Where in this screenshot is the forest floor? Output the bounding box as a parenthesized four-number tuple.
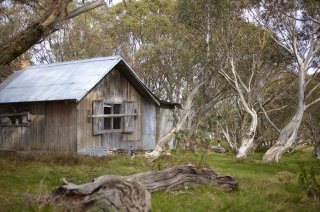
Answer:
(0, 148, 319, 211)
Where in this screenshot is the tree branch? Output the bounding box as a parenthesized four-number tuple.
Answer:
(230, 57, 253, 116)
(258, 102, 280, 133)
(306, 97, 320, 110)
(291, 17, 303, 65)
(305, 83, 320, 99)
(64, 0, 106, 21)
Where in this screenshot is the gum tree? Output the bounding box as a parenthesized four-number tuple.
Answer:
(0, 0, 108, 66)
(250, 0, 320, 162)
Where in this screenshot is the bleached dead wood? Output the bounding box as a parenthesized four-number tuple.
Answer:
(51, 165, 237, 211)
(52, 177, 151, 212)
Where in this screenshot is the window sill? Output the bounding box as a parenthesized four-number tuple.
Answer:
(94, 129, 135, 135)
(101, 129, 123, 133)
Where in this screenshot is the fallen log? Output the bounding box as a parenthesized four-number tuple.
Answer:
(124, 165, 237, 192)
(52, 177, 151, 212)
(51, 165, 237, 211)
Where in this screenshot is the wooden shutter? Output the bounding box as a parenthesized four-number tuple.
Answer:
(123, 101, 135, 133)
(92, 100, 104, 135)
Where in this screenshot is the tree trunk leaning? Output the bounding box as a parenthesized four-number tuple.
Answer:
(262, 63, 306, 163)
(236, 109, 258, 159)
(51, 165, 238, 211)
(262, 114, 302, 163)
(145, 82, 206, 160)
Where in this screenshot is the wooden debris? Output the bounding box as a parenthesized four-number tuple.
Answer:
(52, 177, 151, 212)
(51, 165, 237, 211)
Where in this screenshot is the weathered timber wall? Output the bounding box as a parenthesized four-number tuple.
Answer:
(154, 106, 175, 148)
(0, 101, 77, 152)
(77, 68, 153, 153)
(158, 108, 174, 138)
(142, 99, 156, 150)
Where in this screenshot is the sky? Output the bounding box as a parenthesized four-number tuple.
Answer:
(111, 0, 122, 5)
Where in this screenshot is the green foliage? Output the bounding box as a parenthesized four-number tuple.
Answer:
(175, 130, 216, 153)
(298, 164, 320, 201)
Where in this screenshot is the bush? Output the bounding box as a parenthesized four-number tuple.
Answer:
(298, 164, 320, 201)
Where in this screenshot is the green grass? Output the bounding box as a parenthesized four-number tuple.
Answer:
(0, 149, 319, 211)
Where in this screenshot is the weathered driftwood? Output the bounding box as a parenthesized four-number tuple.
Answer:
(52, 177, 151, 212)
(51, 165, 237, 211)
(97, 165, 237, 192)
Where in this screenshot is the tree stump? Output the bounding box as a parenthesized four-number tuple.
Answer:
(51, 165, 237, 211)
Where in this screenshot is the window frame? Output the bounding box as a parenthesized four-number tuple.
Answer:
(103, 103, 123, 131)
(0, 112, 31, 127)
(92, 100, 137, 135)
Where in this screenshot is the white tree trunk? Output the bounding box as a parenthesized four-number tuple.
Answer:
(262, 111, 304, 163)
(262, 63, 306, 163)
(260, 12, 320, 162)
(236, 109, 258, 159)
(222, 58, 259, 159)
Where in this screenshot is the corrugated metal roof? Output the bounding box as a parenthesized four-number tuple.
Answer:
(0, 56, 122, 103)
(0, 56, 183, 108)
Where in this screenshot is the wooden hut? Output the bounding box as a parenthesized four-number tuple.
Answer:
(0, 56, 179, 155)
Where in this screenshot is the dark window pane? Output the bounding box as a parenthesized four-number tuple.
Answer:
(113, 104, 121, 114)
(104, 118, 111, 129)
(104, 106, 111, 114)
(113, 117, 121, 129)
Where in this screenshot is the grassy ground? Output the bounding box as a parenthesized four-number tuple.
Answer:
(0, 148, 319, 211)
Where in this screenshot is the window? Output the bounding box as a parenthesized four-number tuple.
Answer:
(104, 105, 111, 129)
(103, 104, 122, 130)
(92, 100, 136, 135)
(113, 104, 121, 129)
(0, 112, 30, 127)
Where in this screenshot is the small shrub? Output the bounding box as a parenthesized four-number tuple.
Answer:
(298, 164, 320, 201)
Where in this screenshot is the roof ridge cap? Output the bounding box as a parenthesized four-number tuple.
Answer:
(26, 56, 121, 70)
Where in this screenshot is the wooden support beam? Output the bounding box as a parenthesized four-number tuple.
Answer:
(90, 113, 137, 118)
(0, 112, 30, 118)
